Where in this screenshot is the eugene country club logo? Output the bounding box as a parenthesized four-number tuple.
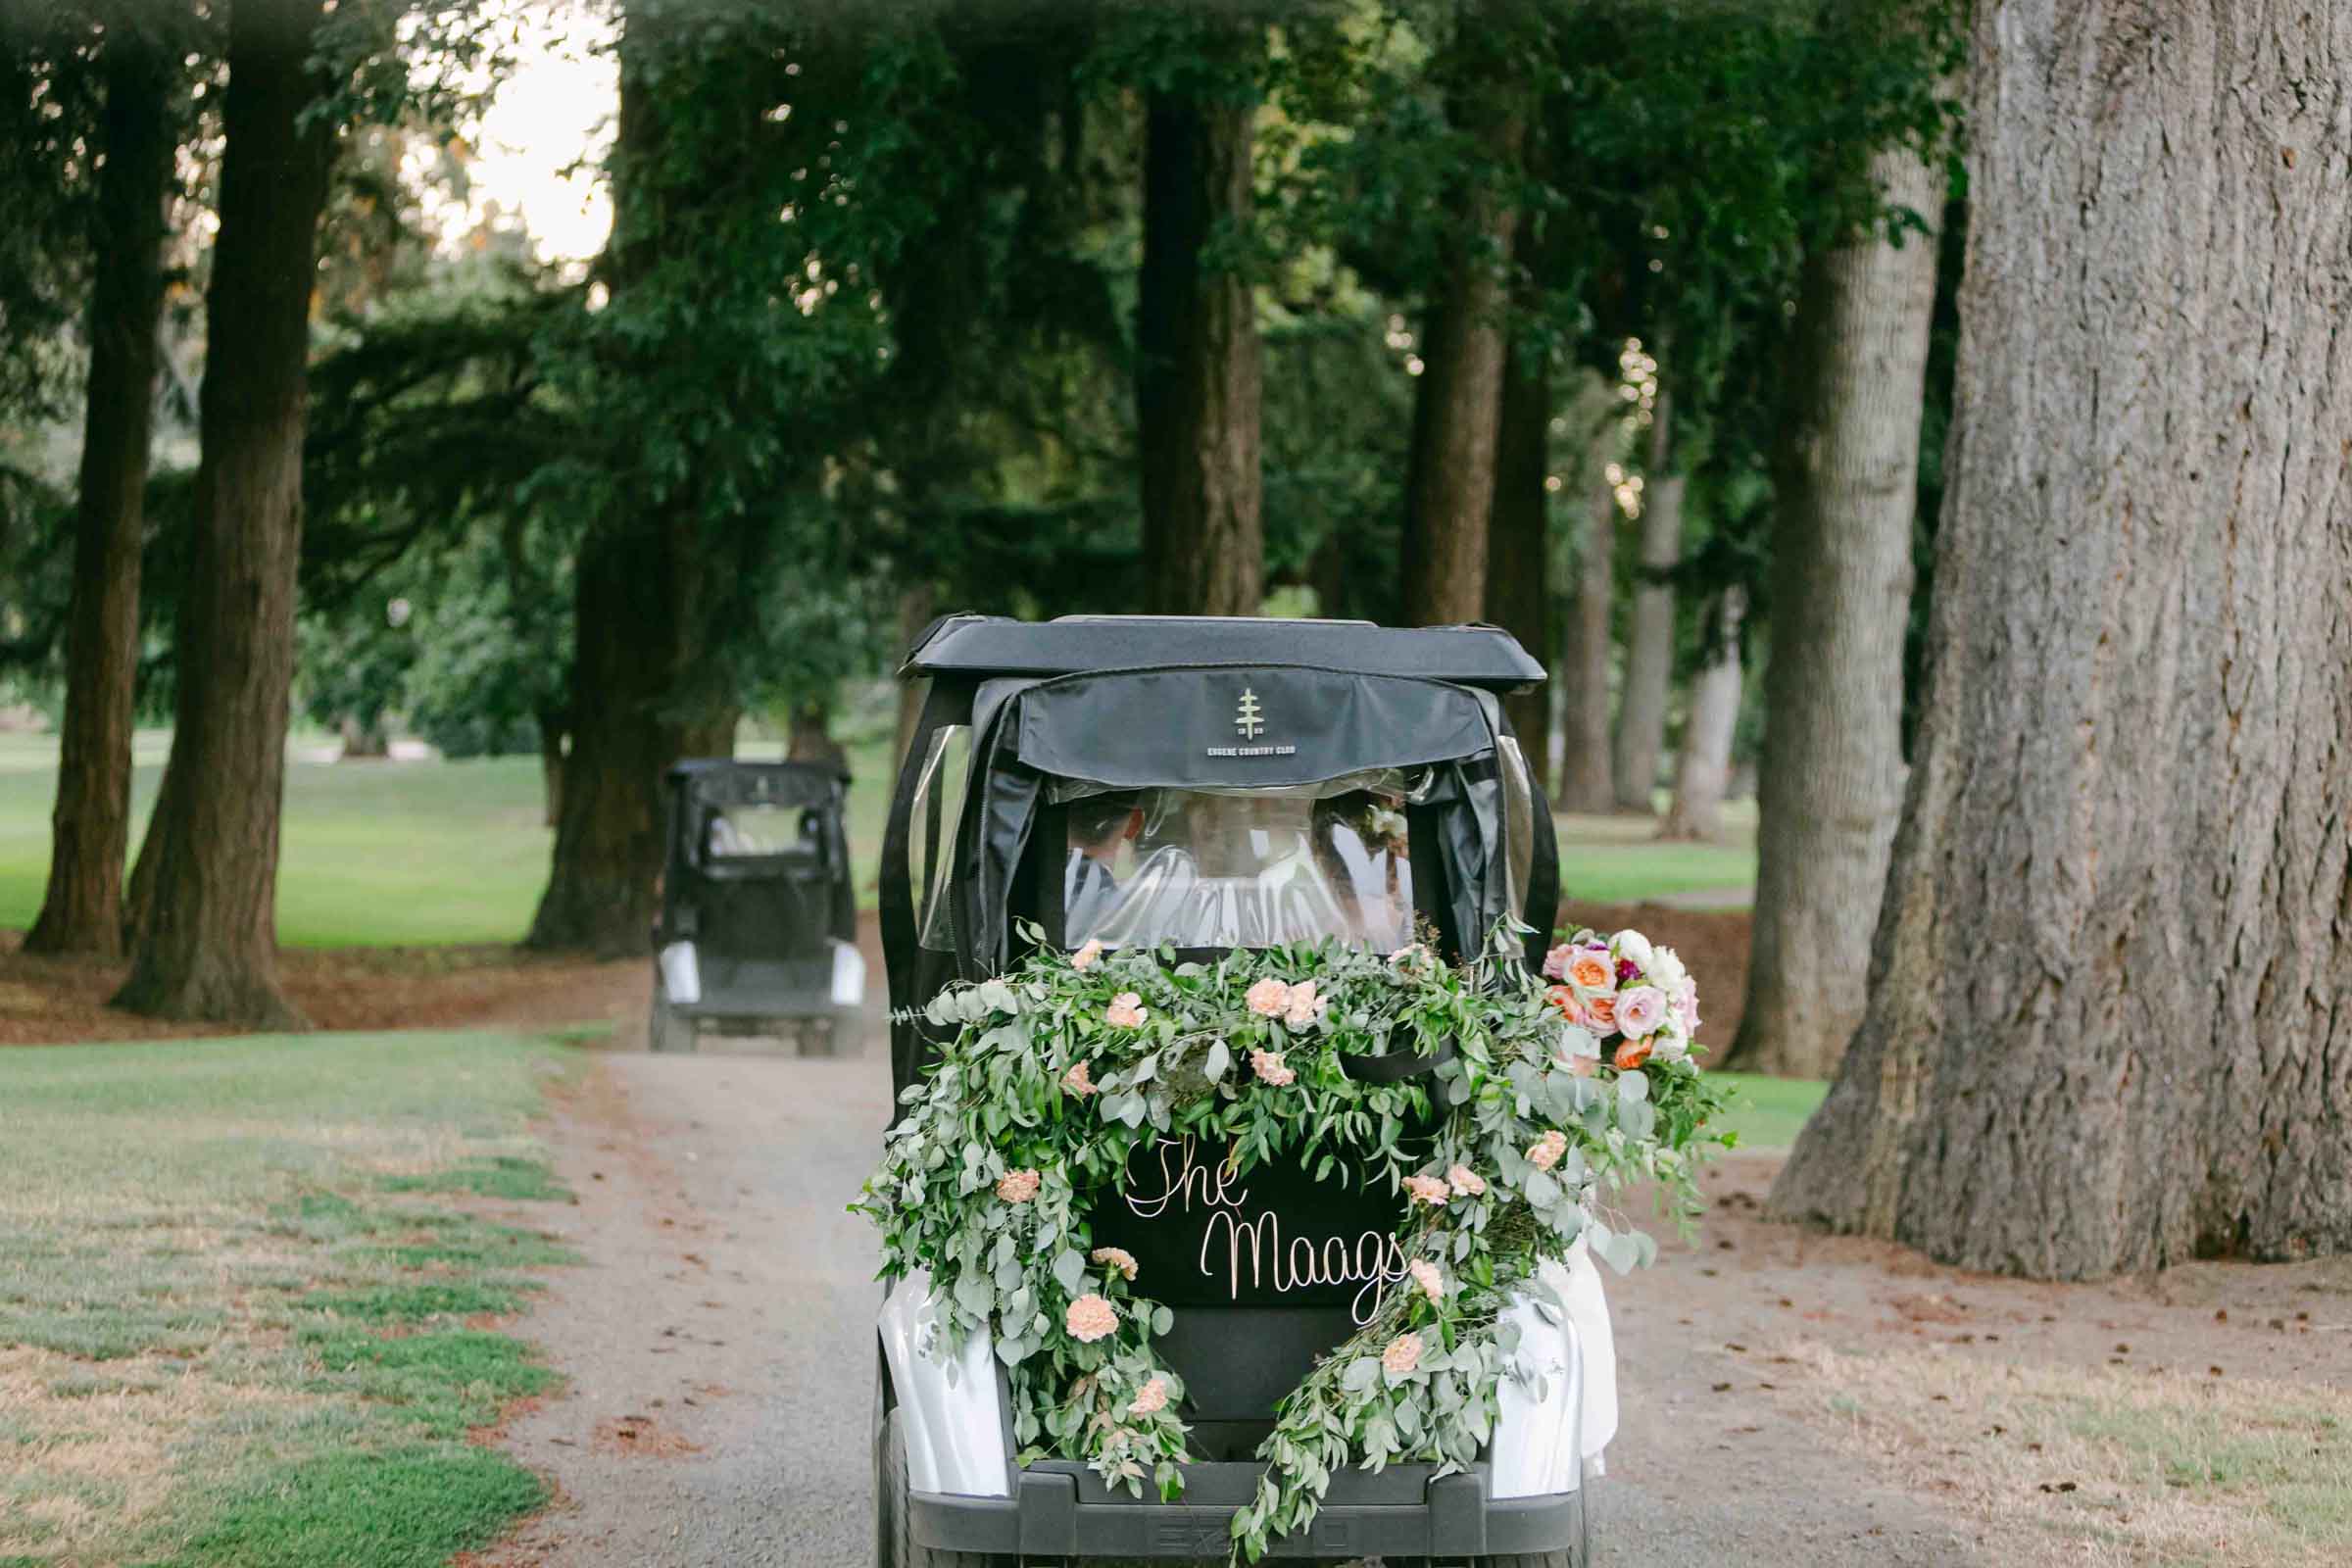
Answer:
(1236, 688, 1265, 739)
(1207, 685, 1296, 759)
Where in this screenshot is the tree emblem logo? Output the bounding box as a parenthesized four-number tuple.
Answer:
(1235, 689, 1266, 740)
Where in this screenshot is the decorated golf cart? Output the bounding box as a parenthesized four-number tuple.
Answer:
(649, 759, 863, 1053)
(863, 616, 1722, 1565)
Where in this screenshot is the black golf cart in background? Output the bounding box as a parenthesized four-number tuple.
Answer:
(874, 615, 1609, 1567)
(649, 759, 862, 1054)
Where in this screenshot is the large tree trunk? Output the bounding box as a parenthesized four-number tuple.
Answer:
(1485, 338, 1551, 791)
(1659, 587, 1743, 842)
(1137, 81, 1262, 617)
(524, 527, 717, 956)
(25, 31, 173, 958)
(523, 27, 733, 957)
(1772, 3, 2352, 1278)
(114, 0, 331, 1026)
(1612, 391, 1681, 811)
(1555, 396, 1621, 814)
(1720, 143, 1941, 1079)
(1401, 107, 1525, 626)
(536, 710, 565, 829)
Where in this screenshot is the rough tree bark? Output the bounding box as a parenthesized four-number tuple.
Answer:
(1485, 339, 1551, 791)
(1555, 389, 1621, 814)
(1659, 588, 1742, 841)
(525, 527, 723, 955)
(1400, 105, 1525, 626)
(25, 29, 173, 957)
(114, 0, 332, 1025)
(1612, 390, 1681, 811)
(1137, 76, 1262, 617)
(1720, 142, 1941, 1078)
(1773, 2, 2352, 1278)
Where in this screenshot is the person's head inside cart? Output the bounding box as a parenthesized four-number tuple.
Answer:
(1065, 792, 1142, 940)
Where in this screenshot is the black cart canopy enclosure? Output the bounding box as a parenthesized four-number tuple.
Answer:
(882, 615, 1556, 1099)
(879, 615, 1557, 1451)
(659, 758, 856, 974)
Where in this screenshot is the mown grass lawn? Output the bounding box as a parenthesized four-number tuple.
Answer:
(0, 723, 1752, 948)
(0, 1031, 577, 1567)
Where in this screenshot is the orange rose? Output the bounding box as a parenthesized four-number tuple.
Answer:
(1613, 1037, 1652, 1070)
(1567, 952, 1614, 991)
(1586, 993, 1617, 1032)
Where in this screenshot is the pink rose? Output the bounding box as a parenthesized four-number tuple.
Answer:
(1542, 943, 1576, 980)
(1407, 1258, 1446, 1305)
(1671, 979, 1699, 1033)
(1446, 1164, 1486, 1197)
(1126, 1376, 1168, 1415)
(1403, 1173, 1450, 1206)
(1381, 1333, 1422, 1376)
(1065, 1293, 1117, 1343)
(1090, 1246, 1138, 1281)
(1249, 1048, 1296, 1087)
(1245, 977, 1292, 1016)
(1585, 993, 1618, 1034)
(996, 1168, 1041, 1202)
(1615, 985, 1667, 1039)
(1283, 980, 1328, 1027)
(1072, 939, 1104, 971)
(1062, 1060, 1099, 1098)
(1527, 1130, 1567, 1171)
(1104, 992, 1148, 1028)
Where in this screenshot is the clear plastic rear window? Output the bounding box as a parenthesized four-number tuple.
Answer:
(705, 803, 821, 860)
(1062, 782, 1416, 952)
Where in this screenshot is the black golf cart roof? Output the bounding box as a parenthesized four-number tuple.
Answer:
(902, 614, 1544, 692)
(664, 758, 848, 806)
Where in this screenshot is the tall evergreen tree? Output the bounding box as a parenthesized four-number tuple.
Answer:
(1773, 1, 2352, 1276)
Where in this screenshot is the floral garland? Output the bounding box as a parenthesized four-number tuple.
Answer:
(858, 921, 1729, 1561)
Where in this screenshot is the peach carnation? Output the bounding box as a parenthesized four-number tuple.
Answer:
(1065, 1293, 1117, 1343)
(1527, 1130, 1567, 1171)
(1126, 1376, 1169, 1415)
(1407, 1258, 1446, 1305)
(1283, 979, 1329, 1027)
(1090, 1246, 1138, 1281)
(1381, 1333, 1422, 1376)
(1250, 1048, 1296, 1087)
(996, 1167, 1041, 1202)
(1072, 939, 1104, 971)
(1565, 1053, 1600, 1078)
(1062, 1060, 1099, 1098)
(1403, 1173, 1450, 1206)
(1245, 977, 1292, 1016)
(1104, 992, 1148, 1028)
(1446, 1164, 1486, 1197)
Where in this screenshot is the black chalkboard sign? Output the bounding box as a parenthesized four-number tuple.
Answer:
(1089, 1137, 1414, 1323)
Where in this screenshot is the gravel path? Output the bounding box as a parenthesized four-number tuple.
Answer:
(477, 1034, 1995, 1568)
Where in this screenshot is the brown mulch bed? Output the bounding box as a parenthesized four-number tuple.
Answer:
(0, 936, 647, 1046)
(0, 906, 1750, 1049)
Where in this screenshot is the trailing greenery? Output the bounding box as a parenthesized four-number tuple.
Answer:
(858, 921, 1728, 1559)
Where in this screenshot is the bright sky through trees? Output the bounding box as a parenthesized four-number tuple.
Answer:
(403, 0, 617, 265)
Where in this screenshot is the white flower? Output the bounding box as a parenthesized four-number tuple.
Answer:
(1649, 1026, 1690, 1063)
(1611, 929, 1654, 969)
(1648, 946, 1687, 992)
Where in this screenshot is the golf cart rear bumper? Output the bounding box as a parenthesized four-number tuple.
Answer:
(909, 1460, 1584, 1559)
